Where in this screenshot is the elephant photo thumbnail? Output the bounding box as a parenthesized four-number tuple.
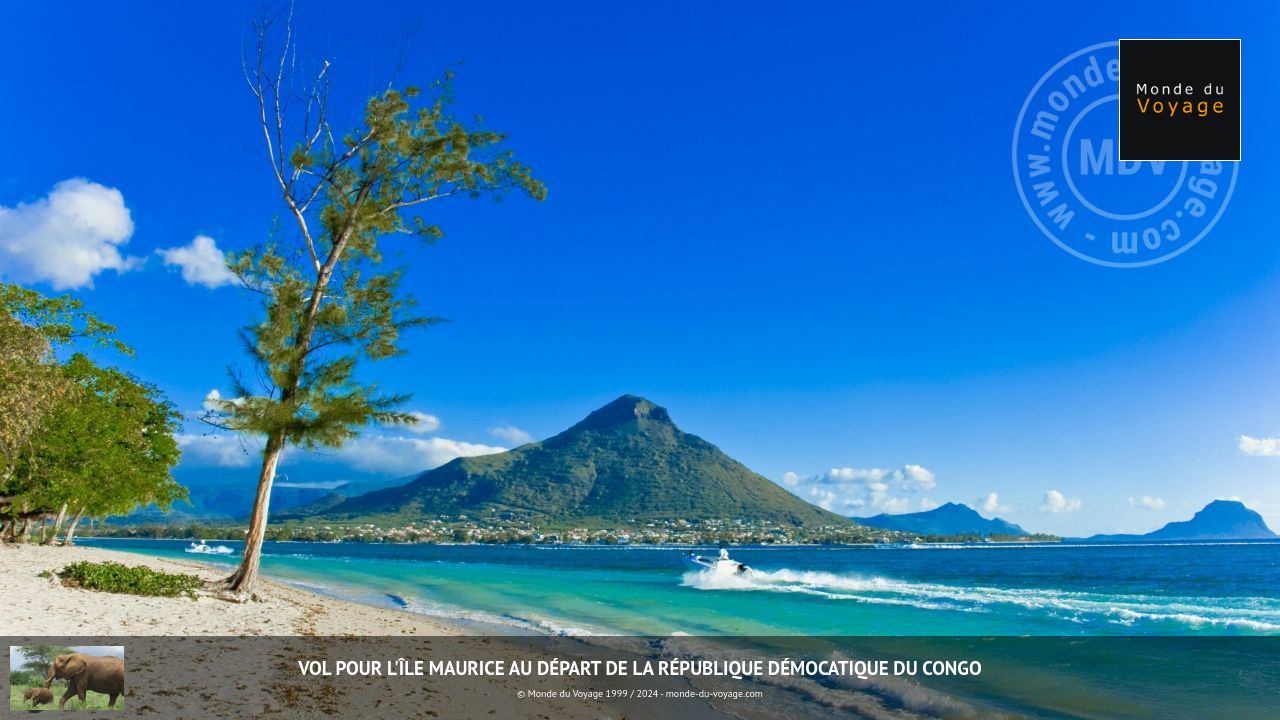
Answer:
(9, 646, 124, 712)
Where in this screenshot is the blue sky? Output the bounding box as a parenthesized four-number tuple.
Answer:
(2, 1, 1278, 535)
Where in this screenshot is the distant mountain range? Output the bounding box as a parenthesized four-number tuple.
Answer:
(129, 397, 1279, 544)
(1084, 500, 1276, 542)
(119, 475, 410, 523)
(289, 395, 851, 527)
(856, 502, 1029, 537)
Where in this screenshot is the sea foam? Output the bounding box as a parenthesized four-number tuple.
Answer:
(682, 567, 1280, 633)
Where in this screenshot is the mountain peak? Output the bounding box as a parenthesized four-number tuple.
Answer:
(857, 502, 1028, 537)
(570, 394, 672, 431)
(1086, 499, 1276, 542)
(314, 394, 847, 527)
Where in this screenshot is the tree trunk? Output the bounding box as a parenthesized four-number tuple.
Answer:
(63, 508, 86, 546)
(19, 517, 32, 543)
(224, 430, 287, 597)
(43, 503, 68, 546)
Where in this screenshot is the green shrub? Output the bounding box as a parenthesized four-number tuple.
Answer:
(58, 561, 200, 598)
(9, 670, 42, 687)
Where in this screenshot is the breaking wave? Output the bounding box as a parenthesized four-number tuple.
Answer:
(682, 568, 1280, 633)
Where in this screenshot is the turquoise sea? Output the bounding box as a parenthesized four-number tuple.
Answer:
(80, 538, 1280, 636)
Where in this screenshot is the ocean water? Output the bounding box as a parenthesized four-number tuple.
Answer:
(79, 539, 1280, 637)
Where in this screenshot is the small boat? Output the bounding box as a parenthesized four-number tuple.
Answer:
(185, 539, 234, 555)
(684, 548, 752, 576)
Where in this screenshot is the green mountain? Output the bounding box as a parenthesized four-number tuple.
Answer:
(301, 395, 850, 527)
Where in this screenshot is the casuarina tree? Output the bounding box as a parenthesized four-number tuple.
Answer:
(203, 8, 544, 598)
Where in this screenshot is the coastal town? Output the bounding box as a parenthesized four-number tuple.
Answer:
(84, 514, 1059, 546)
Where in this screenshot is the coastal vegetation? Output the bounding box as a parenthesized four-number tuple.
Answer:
(0, 283, 185, 545)
(58, 560, 201, 598)
(199, 9, 545, 598)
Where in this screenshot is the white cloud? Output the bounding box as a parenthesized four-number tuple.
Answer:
(1128, 495, 1167, 510)
(202, 389, 224, 412)
(404, 411, 442, 434)
(324, 435, 506, 475)
(0, 178, 138, 289)
(157, 234, 235, 288)
(1239, 435, 1280, 457)
(177, 433, 263, 468)
(978, 492, 1011, 515)
(1040, 490, 1082, 514)
(819, 465, 936, 491)
(488, 425, 534, 445)
(177, 426, 503, 476)
(201, 388, 245, 412)
(782, 464, 938, 515)
(902, 464, 936, 490)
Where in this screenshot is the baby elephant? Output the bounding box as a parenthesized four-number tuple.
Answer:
(23, 686, 54, 708)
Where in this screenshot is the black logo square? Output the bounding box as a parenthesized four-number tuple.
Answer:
(1119, 39, 1240, 161)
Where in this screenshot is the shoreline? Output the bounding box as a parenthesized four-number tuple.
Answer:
(5, 541, 1274, 718)
(74, 534, 1280, 549)
(79, 534, 1073, 548)
(0, 543, 469, 636)
(0, 543, 731, 719)
(27, 537, 1280, 639)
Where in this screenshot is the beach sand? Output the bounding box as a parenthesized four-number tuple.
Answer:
(2, 542, 671, 718)
(0, 542, 461, 636)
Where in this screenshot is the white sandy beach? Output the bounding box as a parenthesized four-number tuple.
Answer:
(0, 543, 650, 717)
(0, 543, 671, 719)
(0, 543, 463, 636)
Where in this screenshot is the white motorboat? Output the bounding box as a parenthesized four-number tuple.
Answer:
(684, 548, 751, 576)
(185, 539, 234, 555)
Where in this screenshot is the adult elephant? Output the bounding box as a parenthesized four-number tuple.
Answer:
(45, 652, 125, 709)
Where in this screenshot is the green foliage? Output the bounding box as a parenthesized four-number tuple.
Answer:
(85, 522, 234, 540)
(59, 561, 200, 598)
(318, 395, 851, 528)
(1, 284, 180, 535)
(209, 74, 544, 452)
(6, 354, 185, 524)
(15, 645, 75, 677)
(208, 19, 545, 589)
(9, 669, 42, 687)
(0, 282, 131, 355)
(0, 312, 67, 478)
